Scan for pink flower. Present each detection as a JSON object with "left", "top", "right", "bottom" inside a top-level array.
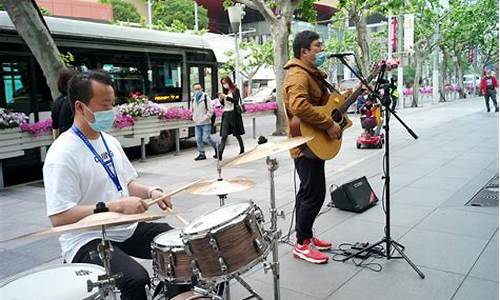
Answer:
[
  {"left": 20, "top": 118, "right": 52, "bottom": 136},
  {"left": 114, "top": 114, "right": 135, "bottom": 129},
  {"left": 243, "top": 102, "right": 278, "bottom": 113},
  {"left": 163, "top": 107, "right": 192, "bottom": 121}
]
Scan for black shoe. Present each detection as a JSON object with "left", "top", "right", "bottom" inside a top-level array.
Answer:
[
  {"left": 496, "top": 107, "right": 499, "bottom": 112},
  {"left": 213, "top": 153, "right": 218, "bottom": 159},
  {"left": 194, "top": 154, "right": 206, "bottom": 161},
  {"left": 239, "top": 149, "right": 245, "bottom": 155},
  {"left": 487, "top": 108, "right": 491, "bottom": 112}
]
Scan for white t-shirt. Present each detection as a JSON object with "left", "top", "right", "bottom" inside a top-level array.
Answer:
[{"left": 43, "top": 129, "right": 138, "bottom": 263}]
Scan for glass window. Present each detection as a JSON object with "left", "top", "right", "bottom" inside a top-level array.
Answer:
[
  {"left": 204, "top": 67, "right": 212, "bottom": 97},
  {"left": 100, "top": 63, "right": 145, "bottom": 104},
  {"left": 1, "top": 60, "right": 32, "bottom": 114},
  {"left": 149, "top": 58, "right": 183, "bottom": 103}
]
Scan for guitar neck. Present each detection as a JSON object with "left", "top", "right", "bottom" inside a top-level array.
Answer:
[{"left": 339, "top": 70, "right": 379, "bottom": 113}]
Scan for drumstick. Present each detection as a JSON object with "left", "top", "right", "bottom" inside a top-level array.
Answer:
[
  {"left": 166, "top": 207, "right": 189, "bottom": 225},
  {"left": 145, "top": 179, "right": 201, "bottom": 207}
]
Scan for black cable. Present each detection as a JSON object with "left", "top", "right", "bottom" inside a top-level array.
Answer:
[
  {"left": 279, "top": 165, "right": 298, "bottom": 245},
  {"left": 328, "top": 243, "right": 384, "bottom": 272}
]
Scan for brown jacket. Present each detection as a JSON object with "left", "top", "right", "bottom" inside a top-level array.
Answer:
[{"left": 283, "top": 58, "right": 334, "bottom": 158}]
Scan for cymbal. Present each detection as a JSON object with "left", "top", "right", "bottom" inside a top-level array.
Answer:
[
  {"left": 224, "top": 136, "right": 313, "bottom": 167},
  {"left": 3, "top": 211, "right": 169, "bottom": 242},
  {"left": 186, "top": 178, "right": 255, "bottom": 196}
]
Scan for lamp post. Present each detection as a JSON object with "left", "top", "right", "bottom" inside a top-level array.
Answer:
[
  {"left": 228, "top": 4, "right": 245, "bottom": 92},
  {"left": 147, "top": 0, "right": 154, "bottom": 30}
]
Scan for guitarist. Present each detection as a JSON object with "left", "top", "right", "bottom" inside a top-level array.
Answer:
[{"left": 283, "top": 30, "right": 342, "bottom": 264}]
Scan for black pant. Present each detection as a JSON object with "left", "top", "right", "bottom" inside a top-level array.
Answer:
[
  {"left": 294, "top": 157, "right": 326, "bottom": 244},
  {"left": 484, "top": 90, "right": 498, "bottom": 111},
  {"left": 72, "top": 222, "right": 189, "bottom": 300},
  {"left": 218, "top": 134, "right": 244, "bottom": 159}
]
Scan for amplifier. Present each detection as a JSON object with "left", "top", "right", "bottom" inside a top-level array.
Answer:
[{"left": 330, "top": 176, "right": 378, "bottom": 213}]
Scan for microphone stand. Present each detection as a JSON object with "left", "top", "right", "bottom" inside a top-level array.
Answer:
[{"left": 337, "top": 57, "right": 424, "bottom": 279}]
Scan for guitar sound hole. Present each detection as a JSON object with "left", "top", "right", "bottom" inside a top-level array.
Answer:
[{"left": 331, "top": 110, "right": 342, "bottom": 123}]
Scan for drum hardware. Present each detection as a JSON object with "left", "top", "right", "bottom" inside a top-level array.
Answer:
[{"left": 85, "top": 225, "right": 122, "bottom": 300}]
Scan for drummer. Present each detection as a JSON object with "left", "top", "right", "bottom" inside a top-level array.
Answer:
[{"left": 43, "top": 71, "right": 187, "bottom": 300}]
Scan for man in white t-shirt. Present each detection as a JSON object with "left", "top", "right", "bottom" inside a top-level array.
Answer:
[{"left": 43, "top": 71, "right": 188, "bottom": 299}]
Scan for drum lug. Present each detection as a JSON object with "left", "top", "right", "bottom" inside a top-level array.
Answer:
[
  {"left": 218, "top": 257, "right": 228, "bottom": 273},
  {"left": 167, "top": 253, "right": 176, "bottom": 278},
  {"left": 208, "top": 233, "right": 220, "bottom": 252},
  {"left": 255, "top": 205, "right": 265, "bottom": 223},
  {"left": 253, "top": 238, "right": 264, "bottom": 254},
  {"left": 183, "top": 239, "right": 193, "bottom": 256},
  {"left": 244, "top": 218, "right": 255, "bottom": 233}
]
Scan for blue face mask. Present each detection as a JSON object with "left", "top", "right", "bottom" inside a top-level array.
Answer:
[
  {"left": 84, "top": 105, "right": 115, "bottom": 132},
  {"left": 315, "top": 51, "right": 327, "bottom": 67}
]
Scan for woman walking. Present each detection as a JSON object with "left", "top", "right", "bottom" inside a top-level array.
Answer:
[{"left": 217, "top": 76, "right": 245, "bottom": 160}]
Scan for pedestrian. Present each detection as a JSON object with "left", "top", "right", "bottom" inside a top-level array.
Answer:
[
  {"left": 43, "top": 70, "right": 189, "bottom": 299},
  {"left": 191, "top": 83, "right": 217, "bottom": 160},
  {"left": 480, "top": 69, "right": 499, "bottom": 112},
  {"left": 217, "top": 76, "right": 245, "bottom": 160},
  {"left": 51, "top": 68, "right": 78, "bottom": 139}
]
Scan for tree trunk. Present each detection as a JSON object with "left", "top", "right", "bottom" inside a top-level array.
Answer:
[
  {"left": 3, "top": 0, "right": 66, "bottom": 101},
  {"left": 438, "top": 46, "right": 447, "bottom": 102},
  {"left": 351, "top": 12, "right": 369, "bottom": 76},
  {"left": 271, "top": 16, "right": 291, "bottom": 136},
  {"left": 412, "top": 54, "right": 423, "bottom": 107},
  {"left": 453, "top": 48, "right": 466, "bottom": 99}
]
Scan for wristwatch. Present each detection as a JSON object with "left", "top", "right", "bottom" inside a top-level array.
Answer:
[{"left": 148, "top": 186, "right": 164, "bottom": 198}]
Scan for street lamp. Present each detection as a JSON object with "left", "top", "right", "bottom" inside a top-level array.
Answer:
[
  {"left": 147, "top": 0, "right": 155, "bottom": 30},
  {"left": 227, "top": 4, "right": 245, "bottom": 91}
]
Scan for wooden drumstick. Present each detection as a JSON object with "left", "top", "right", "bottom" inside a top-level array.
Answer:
[
  {"left": 145, "top": 179, "right": 201, "bottom": 207},
  {"left": 166, "top": 207, "right": 189, "bottom": 225}
]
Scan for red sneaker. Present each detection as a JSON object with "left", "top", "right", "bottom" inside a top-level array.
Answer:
[
  {"left": 292, "top": 239, "right": 329, "bottom": 264},
  {"left": 311, "top": 237, "right": 332, "bottom": 251}
]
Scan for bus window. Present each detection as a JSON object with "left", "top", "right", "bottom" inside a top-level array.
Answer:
[
  {"left": 150, "top": 59, "right": 183, "bottom": 103},
  {"left": 101, "top": 63, "right": 145, "bottom": 104},
  {"left": 204, "top": 67, "right": 212, "bottom": 97},
  {"left": 1, "top": 60, "right": 31, "bottom": 114}
]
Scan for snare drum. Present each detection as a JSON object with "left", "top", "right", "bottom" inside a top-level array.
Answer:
[
  {"left": 0, "top": 263, "right": 105, "bottom": 300},
  {"left": 182, "top": 201, "right": 269, "bottom": 281},
  {"left": 152, "top": 229, "right": 193, "bottom": 283},
  {"left": 170, "top": 291, "right": 212, "bottom": 300}
]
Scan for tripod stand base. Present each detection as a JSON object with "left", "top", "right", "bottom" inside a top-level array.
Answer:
[{"left": 342, "top": 237, "right": 425, "bottom": 279}]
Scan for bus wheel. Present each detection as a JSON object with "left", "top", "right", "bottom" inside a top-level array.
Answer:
[{"left": 149, "top": 130, "right": 175, "bottom": 154}]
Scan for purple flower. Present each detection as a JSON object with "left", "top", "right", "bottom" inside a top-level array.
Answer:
[
  {"left": 114, "top": 114, "right": 135, "bottom": 129},
  {"left": 20, "top": 118, "right": 52, "bottom": 136},
  {"left": 163, "top": 107, "right": 192, "bottom": 121}
]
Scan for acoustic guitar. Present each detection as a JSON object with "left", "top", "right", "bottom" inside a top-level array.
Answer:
[{"left": 289, "top": 65, "right": 381, "bottom": 160}]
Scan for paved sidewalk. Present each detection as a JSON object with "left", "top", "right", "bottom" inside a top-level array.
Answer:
[{"left": 0, "top": 97, "right": 498, "bottom": 299}]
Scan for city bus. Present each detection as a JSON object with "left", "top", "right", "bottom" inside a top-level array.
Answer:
[{"left": 0, "top": 11, "right": 220, "bottom": 185}]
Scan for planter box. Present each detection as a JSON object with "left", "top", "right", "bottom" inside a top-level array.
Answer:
[
  {"left": 21, "top": 133, "right": 53, "bottom": 149},
  {"left": 243, "top": 110, "right": 276, "bottom": 118}
]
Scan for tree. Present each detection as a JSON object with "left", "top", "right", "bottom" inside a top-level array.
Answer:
[
  {"left": 224, "top": 0, "right": 317, "bottom": 135},
  {"left": 153, "top": 0, "right": 209, "bottom": 31},
  {"left": 223, "top": 41, "right": 274, "bottom": 96},
  {"left": 100, "top": 0, "right": 141, "bottom": 23},
  {"left": 3, "top": 0, "right": 65, "bottom": 100}
]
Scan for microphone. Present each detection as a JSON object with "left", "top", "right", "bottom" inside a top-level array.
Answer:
[{"left": 327, "top": 52, "right": 355, "bottom": 58}]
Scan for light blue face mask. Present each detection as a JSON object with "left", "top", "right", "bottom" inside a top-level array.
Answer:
[
  {"left": 315, "top": 51, "right": 327, "bottom": 67},
  {"left": 84, "top": 105, "right": 115, "bottom": 132}
]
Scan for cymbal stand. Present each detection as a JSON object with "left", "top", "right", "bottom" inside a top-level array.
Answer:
[
  {"left": 86, "top": 225, "right": 122, "bottom": 300},
  {"left": 262, "top": 157, "right": 284, "bottom": 300}
]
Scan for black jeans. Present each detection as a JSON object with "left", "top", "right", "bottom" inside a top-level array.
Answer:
[
  {"left": 294, "top": 156, "right": 326, "bottom": 244},
  {"left": 484, "top": 90, "right": 498, "bottom": 111},
  {"left": 72, "top": 222, "right": 189, "bottom": 300}
]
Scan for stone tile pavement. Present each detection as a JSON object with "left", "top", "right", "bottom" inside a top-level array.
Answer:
[{"left": 0, "top": 97, "right": 498, "bottom": 299}]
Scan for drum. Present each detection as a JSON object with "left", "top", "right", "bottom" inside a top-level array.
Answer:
[
  {"left": 0, "top": 263, "right": 105, "bottom": 300},
  {"left": 182, "top": 201, "right": 268, "bottom": 281},
  {"left": 152, "top": 229, "right": 193, "bottom": 283},
  {"left": 170, "top": 291, "right": 212, "bottom": 300}
]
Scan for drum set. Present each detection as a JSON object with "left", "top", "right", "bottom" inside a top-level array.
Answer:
[{"left": 0, "top": 136, "right": 312, "bottom": 300}]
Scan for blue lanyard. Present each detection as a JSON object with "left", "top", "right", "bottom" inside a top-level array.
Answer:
[{"left": 71, "top": 126, "right": 123, "bottom": 193}]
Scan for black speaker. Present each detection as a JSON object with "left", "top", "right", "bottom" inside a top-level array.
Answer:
[{"left": 330, "top": 176, "right": 378, "bottom": 213}]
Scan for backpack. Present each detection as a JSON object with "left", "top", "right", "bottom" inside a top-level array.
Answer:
[{"left": 203, "top": 94, "right": 217, "bottom": 131}]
